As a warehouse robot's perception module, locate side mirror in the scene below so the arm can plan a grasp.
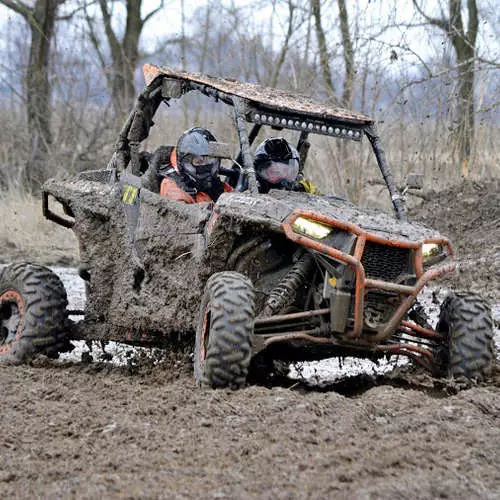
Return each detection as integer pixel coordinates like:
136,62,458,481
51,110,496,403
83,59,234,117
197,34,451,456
405,172,424,190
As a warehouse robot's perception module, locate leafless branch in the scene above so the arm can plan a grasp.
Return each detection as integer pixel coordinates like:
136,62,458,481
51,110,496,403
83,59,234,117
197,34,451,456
411,0,448,31
0,73,26,103
0,0,31,19
356,36,434,77
476,101,500,114
84,9,108,76
399,56,478,90
476,56,500,69
270,0,295,87
56,1,96,21
98,0,120,61
140,36,183,59
142,0,163,25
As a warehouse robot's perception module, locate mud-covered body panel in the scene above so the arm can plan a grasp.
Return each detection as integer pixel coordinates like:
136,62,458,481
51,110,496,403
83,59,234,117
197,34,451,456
44,178,213,340
213,190,440,241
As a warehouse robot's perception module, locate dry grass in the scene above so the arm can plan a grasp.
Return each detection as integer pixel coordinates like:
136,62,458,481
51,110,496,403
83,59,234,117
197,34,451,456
0,189,78,265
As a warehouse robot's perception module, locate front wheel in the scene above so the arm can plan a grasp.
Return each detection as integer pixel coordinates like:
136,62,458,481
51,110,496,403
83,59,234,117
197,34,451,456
194,271,255,389
437,291,495,381
0,263,69,364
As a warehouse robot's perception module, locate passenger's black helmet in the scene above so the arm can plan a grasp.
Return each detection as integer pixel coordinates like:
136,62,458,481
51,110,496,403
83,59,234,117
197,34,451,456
254,137,300,193
176,127,221,190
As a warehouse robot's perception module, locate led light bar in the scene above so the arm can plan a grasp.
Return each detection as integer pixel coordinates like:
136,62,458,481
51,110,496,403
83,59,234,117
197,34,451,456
249,112,363,141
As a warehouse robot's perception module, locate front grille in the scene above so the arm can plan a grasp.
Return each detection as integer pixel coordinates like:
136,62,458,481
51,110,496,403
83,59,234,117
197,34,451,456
361,241,411,281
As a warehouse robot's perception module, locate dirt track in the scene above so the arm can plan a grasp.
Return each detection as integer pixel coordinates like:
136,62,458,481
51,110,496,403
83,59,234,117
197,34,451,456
1,361,499,499
1,179,499,499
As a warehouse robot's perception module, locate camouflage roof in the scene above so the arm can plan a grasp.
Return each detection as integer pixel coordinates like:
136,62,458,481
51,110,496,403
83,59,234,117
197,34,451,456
143,64,374,127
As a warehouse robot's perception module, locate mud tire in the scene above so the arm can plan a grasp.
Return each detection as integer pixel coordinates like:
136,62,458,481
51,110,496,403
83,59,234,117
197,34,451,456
194,271,255,389
437,291,494,381
0,263,69,364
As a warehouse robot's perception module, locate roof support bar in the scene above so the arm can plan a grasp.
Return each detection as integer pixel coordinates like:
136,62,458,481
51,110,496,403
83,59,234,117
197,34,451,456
188,81,233,106
365,125,406,220
297,132,310,176
232,97,258,194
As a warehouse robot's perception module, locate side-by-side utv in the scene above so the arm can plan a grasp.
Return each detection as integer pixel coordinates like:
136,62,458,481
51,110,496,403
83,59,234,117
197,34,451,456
0,65,494,387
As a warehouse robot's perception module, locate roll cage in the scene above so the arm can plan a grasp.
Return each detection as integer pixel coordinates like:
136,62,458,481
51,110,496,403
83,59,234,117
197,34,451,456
111,64,406,219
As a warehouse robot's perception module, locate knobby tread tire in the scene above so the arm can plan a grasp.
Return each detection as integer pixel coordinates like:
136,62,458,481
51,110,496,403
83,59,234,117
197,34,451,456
437,291,495,381
195,271,255,389
0,263,69,363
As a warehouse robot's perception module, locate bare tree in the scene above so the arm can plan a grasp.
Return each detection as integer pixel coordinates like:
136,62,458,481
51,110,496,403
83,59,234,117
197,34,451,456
412,0,479,175
0,0,67,187
87,0,163,117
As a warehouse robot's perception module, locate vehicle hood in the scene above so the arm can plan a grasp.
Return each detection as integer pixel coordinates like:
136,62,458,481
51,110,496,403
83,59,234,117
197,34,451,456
214,190,444,242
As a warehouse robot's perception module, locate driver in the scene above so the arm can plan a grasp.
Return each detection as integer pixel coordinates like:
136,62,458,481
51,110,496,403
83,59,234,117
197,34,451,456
159,127,232,203
253,137,320,194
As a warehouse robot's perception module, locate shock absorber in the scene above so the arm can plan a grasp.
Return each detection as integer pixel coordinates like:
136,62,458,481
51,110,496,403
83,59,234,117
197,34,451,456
261,253,315,317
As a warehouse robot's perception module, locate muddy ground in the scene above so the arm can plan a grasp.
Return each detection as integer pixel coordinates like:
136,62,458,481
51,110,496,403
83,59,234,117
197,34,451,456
409,178,500,302
1,179,499,499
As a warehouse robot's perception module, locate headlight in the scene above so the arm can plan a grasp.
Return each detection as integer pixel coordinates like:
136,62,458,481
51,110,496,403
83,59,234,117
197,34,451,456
292,216,333,239
422,243,446,266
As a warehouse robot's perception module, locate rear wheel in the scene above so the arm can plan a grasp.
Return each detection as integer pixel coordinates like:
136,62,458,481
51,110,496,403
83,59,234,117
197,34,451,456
194,271,255,389
437,291,494,381
0,263,69,364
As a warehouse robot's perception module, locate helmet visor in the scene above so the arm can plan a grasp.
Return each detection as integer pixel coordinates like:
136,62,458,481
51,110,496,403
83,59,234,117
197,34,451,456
191,155,216,166
258,160,299,184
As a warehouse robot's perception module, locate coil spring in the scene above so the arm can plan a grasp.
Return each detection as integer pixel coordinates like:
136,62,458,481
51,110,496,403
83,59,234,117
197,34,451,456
261,253,314,317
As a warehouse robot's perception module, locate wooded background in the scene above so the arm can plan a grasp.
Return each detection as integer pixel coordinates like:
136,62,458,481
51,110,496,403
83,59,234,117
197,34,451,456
0,0,498,203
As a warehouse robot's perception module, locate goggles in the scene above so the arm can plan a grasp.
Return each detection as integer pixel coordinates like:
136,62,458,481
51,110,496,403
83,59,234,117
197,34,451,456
258,160,299,184
194,155,214,167
183,154,218,167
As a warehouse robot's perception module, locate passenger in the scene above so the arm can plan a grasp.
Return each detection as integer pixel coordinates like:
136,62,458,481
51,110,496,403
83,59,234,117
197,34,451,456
253,137,320,194
159,127,232,203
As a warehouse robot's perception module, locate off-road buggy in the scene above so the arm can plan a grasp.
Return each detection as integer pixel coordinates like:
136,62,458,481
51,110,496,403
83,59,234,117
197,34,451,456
0,65,494,387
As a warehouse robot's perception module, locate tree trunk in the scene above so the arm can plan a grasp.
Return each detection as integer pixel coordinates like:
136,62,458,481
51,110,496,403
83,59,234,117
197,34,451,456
453,42,476,176
412,0,478,176
118,0,141,114
97,0,159,118
311,0,336,98
338,0,354,108
337,0,357,198
0,0,62,189
27,0,58,150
